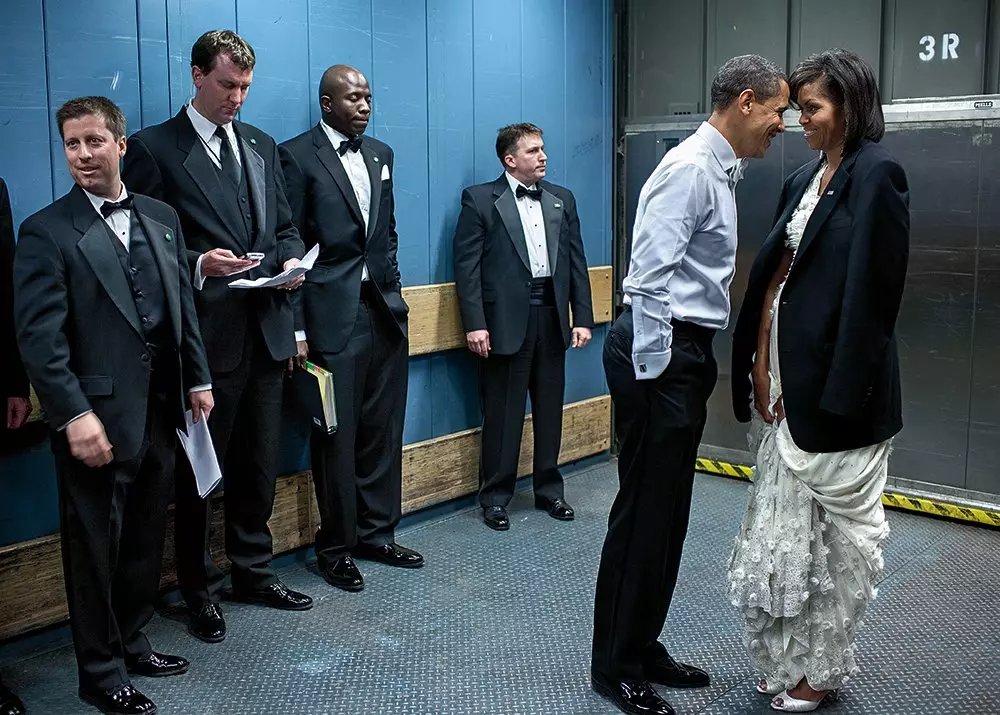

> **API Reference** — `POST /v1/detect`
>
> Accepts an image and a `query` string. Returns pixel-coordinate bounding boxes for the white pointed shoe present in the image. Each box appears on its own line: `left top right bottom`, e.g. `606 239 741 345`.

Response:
770 690 826 712
756 678 784 695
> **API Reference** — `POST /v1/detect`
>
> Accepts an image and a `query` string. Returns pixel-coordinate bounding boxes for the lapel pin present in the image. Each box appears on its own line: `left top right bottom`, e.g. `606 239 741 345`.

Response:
826 190 834 195
249 137 256 145
373 156 379 163
165 232 173 242
553 203 561 208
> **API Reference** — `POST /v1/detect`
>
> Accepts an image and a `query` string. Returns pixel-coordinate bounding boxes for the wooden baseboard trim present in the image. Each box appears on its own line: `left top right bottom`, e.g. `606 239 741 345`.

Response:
0 395 610 641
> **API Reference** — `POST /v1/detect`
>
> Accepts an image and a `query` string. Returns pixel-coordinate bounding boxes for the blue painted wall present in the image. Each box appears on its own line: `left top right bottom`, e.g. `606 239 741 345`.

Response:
0 0 613 545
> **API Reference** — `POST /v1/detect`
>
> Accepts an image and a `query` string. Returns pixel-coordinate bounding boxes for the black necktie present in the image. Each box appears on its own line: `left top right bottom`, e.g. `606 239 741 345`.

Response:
337 135 363 156
214 125 240 185
100 194 134 218
516 185 542 201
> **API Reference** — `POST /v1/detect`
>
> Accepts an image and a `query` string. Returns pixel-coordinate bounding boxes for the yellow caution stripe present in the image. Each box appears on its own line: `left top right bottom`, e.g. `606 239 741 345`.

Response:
695 457 1000 528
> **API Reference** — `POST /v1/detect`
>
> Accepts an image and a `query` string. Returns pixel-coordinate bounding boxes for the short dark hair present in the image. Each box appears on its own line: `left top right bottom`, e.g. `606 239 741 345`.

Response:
55 96 126 139
789 48 884 152
496 123 543 162
191 30 255 73
711 54 786 111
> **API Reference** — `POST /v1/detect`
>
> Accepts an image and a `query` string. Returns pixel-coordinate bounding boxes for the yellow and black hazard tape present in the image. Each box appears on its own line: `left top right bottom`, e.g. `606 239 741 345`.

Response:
695 457 1000 529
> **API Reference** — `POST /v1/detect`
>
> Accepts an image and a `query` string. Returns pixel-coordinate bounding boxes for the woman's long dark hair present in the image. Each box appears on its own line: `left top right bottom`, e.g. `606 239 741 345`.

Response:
789 48 884 153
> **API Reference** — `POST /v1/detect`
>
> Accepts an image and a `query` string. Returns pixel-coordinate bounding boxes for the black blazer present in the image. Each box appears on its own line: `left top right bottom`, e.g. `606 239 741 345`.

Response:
1 178 28 400
13 187 211 461
731 141 910 453
278 125 407 355
452 174 595 355
122 109 305 372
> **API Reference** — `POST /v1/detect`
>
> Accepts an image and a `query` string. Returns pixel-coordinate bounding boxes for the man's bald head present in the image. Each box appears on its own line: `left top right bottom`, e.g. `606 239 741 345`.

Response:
319 64 371 136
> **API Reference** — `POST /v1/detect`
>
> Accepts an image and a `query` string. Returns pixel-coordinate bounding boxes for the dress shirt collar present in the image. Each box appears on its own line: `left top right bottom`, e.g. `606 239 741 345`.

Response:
696 121 739 174
504 171 538 196
186 102 233 145
319 121 357 152
83 183 129 218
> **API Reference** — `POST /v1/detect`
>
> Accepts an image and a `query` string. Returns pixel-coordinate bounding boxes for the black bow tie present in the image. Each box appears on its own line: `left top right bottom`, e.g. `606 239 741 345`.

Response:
337 135 363 156
515 185 542 201
100 195 133 218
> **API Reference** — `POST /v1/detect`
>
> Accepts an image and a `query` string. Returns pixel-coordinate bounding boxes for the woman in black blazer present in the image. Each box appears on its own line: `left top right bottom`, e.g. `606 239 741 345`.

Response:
726 50 909 712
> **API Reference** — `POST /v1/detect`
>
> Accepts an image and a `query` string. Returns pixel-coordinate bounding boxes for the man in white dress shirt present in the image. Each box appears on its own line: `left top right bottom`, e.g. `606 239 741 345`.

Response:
123 30 313 646
590 56 789 715
453 123 595 531
14 96 213 714
279 65 423 593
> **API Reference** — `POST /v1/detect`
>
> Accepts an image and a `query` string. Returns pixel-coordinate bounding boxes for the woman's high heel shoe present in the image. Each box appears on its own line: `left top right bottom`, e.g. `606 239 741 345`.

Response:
756 678 784 695
770 690 829 712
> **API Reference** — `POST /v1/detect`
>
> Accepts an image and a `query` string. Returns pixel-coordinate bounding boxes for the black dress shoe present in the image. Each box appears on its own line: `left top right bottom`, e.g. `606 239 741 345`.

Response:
79 684 156 714
320 555 365 592
353 542 425 568
188 603 226 643
125 651 189 678
483 506 509 531
0 683 25 715
591 673 674 715
644 653 710 688
535 496 575 520
232 580 314 611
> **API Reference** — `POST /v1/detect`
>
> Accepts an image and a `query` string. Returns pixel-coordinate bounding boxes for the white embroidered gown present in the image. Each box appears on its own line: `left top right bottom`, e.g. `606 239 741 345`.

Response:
726 163 891 692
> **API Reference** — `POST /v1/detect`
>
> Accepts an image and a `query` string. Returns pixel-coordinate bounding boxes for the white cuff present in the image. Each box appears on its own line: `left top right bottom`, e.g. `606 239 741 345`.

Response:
632 349 671 380
195 254 207 290
59 410 92 431
188 384 212 393
294 331 307 342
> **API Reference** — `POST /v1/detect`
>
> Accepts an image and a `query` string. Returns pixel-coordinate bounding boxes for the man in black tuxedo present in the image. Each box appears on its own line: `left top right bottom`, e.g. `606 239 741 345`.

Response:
278 65 423 592
14 96 212 715
453 123 595 532
0 178 28 715
122 30 313 642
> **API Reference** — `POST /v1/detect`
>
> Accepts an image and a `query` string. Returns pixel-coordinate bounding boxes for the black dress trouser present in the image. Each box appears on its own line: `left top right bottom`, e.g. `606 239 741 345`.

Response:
591 309 718 680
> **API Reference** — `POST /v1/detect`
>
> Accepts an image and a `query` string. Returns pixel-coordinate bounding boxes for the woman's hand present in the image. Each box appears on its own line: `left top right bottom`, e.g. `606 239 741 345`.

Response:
752 366 773 423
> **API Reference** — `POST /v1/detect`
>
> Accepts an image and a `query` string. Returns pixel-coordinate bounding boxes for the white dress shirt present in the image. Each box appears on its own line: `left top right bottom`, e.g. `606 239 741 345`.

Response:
186 103 241 291
623 121 741 380
63 183 210 430
318 121 371 282
505 172 550 278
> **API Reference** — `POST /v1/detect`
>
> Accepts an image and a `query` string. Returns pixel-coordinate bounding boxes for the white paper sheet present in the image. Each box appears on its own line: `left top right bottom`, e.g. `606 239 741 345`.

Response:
228 243 320 289
176 409 223 498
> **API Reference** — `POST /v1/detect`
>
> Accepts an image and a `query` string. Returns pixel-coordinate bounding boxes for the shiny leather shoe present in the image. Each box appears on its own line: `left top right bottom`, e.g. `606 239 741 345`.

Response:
232 580 314 611
483 506 510 531
320 555 365 592
188 603 226 643
591 672 674 715
125 651 189 678
0 683 25 715
535 496 575 521
353 542 425 568
79 684 157 714
644 652 710 688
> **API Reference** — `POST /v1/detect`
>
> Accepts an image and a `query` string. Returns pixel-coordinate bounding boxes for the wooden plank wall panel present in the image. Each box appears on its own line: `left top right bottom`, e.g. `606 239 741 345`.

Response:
0 396 610 640
25 265 613 419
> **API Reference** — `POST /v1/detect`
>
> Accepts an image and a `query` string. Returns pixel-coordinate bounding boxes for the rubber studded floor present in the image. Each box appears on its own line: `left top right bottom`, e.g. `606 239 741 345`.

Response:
3 460 998 714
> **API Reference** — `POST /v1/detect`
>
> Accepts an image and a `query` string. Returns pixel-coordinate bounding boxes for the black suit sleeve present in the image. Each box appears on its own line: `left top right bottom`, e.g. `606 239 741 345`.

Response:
386 148 401 289
1 179 29 399
452 188 488 333
820 159 910 418
277 143 309 334
563 192 595 329
271 140 305 267
13 217 91 428
170 209 212 390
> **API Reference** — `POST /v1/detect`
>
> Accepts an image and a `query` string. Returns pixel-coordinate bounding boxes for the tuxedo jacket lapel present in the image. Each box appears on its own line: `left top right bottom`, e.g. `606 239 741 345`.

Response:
312 125 366 231
362 141 382 242
493 178 531 272
135 206 182 344
540 187 563 274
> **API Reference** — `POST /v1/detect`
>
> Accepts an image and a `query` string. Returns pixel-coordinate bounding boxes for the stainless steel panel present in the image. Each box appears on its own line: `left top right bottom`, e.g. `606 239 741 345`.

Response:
967 249 1000 493
891 247 975 489
628 0 706 119
708 0 788 76
794 0 881 72
889 0 988 99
